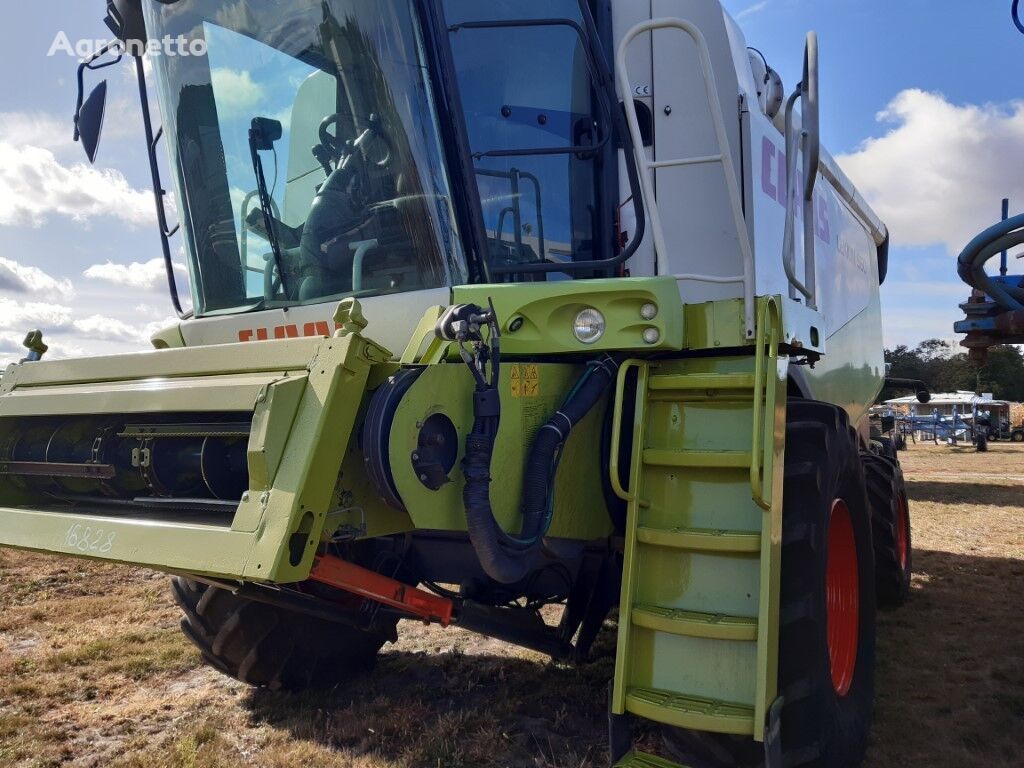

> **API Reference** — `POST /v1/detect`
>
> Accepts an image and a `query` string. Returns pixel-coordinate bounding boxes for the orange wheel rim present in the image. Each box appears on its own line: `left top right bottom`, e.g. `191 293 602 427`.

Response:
896 493 909 571
826 498 859 697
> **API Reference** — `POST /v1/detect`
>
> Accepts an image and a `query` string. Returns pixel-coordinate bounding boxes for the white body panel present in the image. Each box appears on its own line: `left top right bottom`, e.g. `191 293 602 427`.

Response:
612 2 884 321
749 115 876 338
180 287 450 352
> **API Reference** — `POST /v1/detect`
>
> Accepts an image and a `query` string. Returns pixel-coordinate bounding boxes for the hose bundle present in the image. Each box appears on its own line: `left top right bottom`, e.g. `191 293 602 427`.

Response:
455 308 618 584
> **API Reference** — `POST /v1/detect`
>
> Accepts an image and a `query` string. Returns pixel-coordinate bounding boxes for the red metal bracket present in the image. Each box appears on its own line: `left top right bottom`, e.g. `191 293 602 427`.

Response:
309 555 454 627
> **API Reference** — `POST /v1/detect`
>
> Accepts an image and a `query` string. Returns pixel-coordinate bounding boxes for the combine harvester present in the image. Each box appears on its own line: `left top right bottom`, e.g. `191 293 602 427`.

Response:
0 1 912 766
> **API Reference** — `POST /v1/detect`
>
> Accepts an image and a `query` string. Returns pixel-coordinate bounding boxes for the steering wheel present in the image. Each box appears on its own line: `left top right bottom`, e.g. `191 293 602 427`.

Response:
317 113 349 162
317 113 393 169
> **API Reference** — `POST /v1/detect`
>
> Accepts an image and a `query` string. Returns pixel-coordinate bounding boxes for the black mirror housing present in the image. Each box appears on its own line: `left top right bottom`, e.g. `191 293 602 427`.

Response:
105 0 148 46
250 118 283 150
78 81 108 164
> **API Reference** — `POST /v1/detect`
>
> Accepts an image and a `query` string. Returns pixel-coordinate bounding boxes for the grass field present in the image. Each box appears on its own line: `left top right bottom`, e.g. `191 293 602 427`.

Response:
1 442 1022 767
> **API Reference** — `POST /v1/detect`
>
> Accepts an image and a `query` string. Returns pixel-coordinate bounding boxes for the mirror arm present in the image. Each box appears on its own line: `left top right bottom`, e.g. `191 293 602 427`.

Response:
74 41 123 143
132 54 187 319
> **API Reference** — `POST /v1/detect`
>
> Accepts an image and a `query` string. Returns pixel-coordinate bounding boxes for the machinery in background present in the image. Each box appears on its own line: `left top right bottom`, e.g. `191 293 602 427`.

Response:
955 6 1024 360
955 197 1024 362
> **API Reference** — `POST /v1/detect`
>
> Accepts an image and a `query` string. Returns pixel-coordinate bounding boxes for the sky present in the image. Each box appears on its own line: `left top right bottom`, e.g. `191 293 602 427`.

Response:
0 1 1020 363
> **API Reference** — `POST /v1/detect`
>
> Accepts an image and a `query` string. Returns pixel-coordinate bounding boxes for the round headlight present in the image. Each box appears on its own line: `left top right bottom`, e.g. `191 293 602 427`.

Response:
573 308 606 344
643 327 661 345
640 303 659 321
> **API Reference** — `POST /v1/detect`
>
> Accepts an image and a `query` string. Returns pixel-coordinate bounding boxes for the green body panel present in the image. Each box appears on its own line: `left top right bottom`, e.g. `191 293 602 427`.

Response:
615 752 694 768
611 298 787 741
682 297 824 356
454 277 686 355
387 363 612 540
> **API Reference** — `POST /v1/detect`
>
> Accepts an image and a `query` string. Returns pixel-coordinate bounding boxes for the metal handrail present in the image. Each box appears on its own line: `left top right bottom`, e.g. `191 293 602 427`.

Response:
616 18 756 338
609 359 648 503
782 33 820 310
750 297 781 511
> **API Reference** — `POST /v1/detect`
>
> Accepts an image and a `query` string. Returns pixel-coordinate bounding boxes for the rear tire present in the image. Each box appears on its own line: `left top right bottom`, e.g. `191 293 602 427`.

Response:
172 577 395 691
876 436 897 461
863 454 912 609
663 400 877 768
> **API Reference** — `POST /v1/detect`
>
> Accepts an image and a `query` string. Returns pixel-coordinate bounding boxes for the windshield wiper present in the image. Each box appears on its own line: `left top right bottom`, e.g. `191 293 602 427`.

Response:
248 117 289 297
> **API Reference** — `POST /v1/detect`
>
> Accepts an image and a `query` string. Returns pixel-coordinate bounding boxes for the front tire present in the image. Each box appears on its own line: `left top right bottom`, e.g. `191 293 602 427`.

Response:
172 577 395 691
664 401 877 768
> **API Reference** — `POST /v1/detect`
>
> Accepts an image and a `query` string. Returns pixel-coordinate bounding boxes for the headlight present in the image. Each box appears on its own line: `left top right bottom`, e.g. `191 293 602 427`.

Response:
573 308 606 344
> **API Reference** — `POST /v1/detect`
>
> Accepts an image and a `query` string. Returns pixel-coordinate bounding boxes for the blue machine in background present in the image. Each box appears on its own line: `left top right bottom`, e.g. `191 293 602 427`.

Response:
957 4 1024 360
955 198 1024 363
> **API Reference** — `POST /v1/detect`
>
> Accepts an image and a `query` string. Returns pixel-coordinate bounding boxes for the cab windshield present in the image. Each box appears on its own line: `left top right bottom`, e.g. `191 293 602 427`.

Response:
144 0 466 315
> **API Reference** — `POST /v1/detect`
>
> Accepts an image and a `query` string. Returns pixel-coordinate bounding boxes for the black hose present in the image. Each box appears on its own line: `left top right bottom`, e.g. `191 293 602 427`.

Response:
463 356 619 584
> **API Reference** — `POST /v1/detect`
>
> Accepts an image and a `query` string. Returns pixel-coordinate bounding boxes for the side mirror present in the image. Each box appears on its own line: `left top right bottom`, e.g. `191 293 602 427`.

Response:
77 80 109 164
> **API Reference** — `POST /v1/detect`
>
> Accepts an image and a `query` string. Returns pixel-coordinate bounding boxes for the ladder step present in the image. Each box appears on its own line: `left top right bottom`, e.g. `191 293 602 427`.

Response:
648 373 755 392
643 449 751 469
632 605 758 641
614 751 691 768
637 525 761 553
626 686 755 736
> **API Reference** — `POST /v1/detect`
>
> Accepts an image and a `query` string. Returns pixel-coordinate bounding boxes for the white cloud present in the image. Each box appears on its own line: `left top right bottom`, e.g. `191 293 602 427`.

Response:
0 112 74 152
736 1 770 19
0 107 138 157
210 68 265 111
0 143 153 228
73 314 149 344
0 297 73 330
0 257 74 297
84 257 187 292
0 296 176 356
837 90 1024 256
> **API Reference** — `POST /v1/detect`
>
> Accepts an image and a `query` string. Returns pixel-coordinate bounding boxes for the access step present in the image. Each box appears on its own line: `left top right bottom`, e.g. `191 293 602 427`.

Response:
643 449 752 469
626 686 756 735
636 525 761 553
614 751 690 768
648 373 755 392
632 604 757 641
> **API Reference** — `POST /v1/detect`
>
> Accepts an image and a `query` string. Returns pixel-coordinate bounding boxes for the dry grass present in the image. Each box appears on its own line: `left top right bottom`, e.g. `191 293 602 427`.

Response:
1 443 1022 767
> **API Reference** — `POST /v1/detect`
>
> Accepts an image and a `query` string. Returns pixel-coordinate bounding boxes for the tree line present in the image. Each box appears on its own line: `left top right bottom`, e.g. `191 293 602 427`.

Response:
883 340 1024 403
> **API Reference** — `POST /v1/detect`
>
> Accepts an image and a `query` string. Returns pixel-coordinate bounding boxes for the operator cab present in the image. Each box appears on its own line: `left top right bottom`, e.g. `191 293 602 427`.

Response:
128 0 636 322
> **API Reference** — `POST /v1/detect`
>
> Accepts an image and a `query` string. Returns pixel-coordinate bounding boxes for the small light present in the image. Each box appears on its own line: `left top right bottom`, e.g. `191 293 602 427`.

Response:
643 328 661 345
573 308 606 344
640 303 659 320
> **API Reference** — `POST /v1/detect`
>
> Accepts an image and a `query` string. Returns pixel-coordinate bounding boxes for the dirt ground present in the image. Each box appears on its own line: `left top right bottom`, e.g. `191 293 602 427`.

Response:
0 443 1022 768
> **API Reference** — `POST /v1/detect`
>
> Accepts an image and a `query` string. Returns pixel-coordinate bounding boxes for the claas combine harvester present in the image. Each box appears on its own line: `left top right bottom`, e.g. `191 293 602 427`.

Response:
0 1 913 766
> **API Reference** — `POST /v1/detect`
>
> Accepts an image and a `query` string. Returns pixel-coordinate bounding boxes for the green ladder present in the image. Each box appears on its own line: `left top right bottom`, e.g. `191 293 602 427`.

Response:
610 299 785 766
